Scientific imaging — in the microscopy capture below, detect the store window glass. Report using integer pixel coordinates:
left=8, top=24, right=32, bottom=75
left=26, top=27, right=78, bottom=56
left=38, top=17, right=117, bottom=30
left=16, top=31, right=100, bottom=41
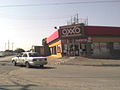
left=57, top=45, right=61, bottom=53
left=50, top=47, right=56, bottom=55
left=113, top=43, right=120, bottom=50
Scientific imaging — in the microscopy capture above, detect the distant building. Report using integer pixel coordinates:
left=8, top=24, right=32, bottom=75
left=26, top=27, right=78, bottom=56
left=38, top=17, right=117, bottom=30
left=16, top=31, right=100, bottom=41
left=31, top=45, right=50, bottom=56
left=46, top=24, right=120, bottom=58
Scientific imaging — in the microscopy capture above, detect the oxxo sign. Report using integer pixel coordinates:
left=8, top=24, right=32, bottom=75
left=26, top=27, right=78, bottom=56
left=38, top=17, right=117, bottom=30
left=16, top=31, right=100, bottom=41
left=61, top=26, right=82, bottom=37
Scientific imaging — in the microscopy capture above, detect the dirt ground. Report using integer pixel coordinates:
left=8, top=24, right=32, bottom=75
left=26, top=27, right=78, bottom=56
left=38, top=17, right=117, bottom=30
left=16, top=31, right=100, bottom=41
left=49, top=56, right=120, bottom=66
left=0, top=56, right=120, bottom=90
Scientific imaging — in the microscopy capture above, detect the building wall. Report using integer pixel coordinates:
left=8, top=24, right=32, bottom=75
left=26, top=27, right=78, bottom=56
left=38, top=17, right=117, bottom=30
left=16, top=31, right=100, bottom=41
left=32, top=46, right=50, bottom=56
left=84, top=26, right=120, bottom=35
left=91, top=37, right=120, bottom=58
left=92, top=37, right=120, bottom=42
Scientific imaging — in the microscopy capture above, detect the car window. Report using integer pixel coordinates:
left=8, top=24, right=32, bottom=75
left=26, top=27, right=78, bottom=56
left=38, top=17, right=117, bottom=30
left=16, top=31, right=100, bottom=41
left=29, top=53, right=40, bottom=57
left=23, top=54, right=27, bottom=57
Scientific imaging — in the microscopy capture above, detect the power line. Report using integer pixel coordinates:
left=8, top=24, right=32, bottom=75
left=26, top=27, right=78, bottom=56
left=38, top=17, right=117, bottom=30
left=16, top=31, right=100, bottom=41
left=0, top=0, right=119, bottom=8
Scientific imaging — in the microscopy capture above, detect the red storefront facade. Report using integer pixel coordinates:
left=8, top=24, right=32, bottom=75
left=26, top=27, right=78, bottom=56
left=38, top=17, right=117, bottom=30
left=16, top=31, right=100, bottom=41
left=47, top=24, right=120, bottom=58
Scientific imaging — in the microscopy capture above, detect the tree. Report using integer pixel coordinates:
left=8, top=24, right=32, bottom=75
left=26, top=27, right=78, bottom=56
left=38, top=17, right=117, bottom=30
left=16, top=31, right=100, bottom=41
left=5, top=50, right=13, bottom=52
left=14, top=48, right=25, bottom=53
left=42, top=38, right=48, bottom=46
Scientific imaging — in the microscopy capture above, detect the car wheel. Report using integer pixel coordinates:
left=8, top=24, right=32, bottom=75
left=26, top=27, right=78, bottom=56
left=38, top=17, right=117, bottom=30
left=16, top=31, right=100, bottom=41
left=13, top=61, right=17, bottom=66
left=26, top=62, right=31, bottom=68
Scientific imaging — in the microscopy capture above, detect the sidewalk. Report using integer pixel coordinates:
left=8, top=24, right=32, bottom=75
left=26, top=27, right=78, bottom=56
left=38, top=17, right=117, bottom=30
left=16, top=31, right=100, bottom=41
left=47, top=56, right=120, bottom=66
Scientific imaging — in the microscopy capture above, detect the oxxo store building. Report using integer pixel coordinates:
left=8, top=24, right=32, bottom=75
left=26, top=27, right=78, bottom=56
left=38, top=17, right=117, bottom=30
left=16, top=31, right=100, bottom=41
left=47, top=24, right=120, bottom=58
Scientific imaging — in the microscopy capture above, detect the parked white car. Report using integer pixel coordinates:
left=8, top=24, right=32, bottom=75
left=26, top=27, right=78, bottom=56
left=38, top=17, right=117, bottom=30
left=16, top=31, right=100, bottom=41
left=12, top=52, right=47, bottom=68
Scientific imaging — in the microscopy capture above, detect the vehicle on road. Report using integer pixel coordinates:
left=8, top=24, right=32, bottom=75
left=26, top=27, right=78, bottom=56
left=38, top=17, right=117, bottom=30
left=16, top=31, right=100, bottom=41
left=12, top=52, right=47, bottom=68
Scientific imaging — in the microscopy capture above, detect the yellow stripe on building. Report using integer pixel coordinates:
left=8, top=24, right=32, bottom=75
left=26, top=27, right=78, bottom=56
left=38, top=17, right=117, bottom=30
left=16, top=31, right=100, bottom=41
left=49, top=40, right=61, bottom=47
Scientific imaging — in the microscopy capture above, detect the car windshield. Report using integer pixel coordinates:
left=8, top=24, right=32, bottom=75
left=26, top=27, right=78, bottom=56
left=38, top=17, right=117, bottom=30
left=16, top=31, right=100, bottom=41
left=29, top=53, right=40, bottom=57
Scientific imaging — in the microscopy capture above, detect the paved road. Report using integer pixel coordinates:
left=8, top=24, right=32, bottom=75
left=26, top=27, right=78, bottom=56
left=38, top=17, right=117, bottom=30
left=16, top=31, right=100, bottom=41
left=0, top=56, right=120, bottom=90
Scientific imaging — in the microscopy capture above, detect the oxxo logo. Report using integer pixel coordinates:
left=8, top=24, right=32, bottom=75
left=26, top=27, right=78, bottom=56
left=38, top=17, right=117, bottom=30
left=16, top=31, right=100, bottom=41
left=62, top=26, right=81, bottom=36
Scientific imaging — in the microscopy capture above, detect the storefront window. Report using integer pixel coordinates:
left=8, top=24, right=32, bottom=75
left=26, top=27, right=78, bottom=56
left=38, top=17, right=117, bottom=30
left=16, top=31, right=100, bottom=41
left=57, top=45, right=61, bottom=53
left=113, top=43, right=120, bottom=50
left=63, top=44, right=80, bottom=56
left=62, top=38, right=90, bottom=56
left=50, top=46, right=56, bottom=55
left=92, top=42, right=109, bottom=56
left=63, top=44, right=67, bottom=56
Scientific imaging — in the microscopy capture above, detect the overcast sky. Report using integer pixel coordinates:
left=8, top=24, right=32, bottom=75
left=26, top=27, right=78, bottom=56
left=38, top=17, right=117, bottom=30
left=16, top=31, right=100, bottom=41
left=0, top=0, right=120, bottom=51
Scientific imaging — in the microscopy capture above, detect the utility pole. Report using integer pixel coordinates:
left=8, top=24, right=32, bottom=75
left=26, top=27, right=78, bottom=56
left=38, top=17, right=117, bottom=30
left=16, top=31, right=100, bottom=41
left=8, top=40, right=10, bottom=50
left=86, top=17, right=88, bottom=25
left=76, top=13, right=79, bottom=24
left=71, top=16, right=72, bottom=25
left=5, top=42, right=6, bottom=51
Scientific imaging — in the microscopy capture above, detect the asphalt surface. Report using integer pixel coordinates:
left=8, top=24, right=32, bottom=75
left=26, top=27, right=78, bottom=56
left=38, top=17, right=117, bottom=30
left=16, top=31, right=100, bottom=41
left=0, top=56, right=120, bottom=90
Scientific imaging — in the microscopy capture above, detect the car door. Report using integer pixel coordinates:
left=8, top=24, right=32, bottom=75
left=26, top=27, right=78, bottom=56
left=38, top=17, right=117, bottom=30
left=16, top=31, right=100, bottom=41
left=21, top=53, right=28, bottom=65
left=16, top=54, right=22, bottom=64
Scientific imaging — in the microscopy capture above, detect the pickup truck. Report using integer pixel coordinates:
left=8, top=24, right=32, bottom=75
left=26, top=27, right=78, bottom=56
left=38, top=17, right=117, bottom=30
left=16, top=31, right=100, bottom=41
left=12, top=52, right=47, bottom=68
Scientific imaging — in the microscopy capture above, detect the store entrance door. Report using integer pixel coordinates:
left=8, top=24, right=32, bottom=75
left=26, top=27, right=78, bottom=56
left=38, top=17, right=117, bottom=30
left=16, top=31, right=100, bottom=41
left=67, top=44, right=79, bottom=56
